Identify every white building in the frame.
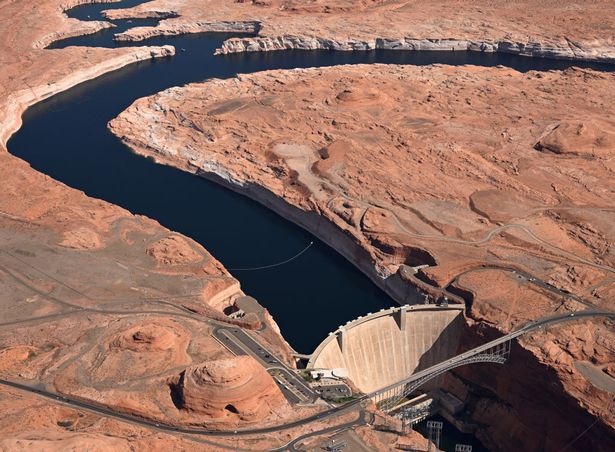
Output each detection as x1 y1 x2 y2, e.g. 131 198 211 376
310 368 349 380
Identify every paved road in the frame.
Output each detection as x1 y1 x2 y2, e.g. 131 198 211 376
448 265 598 310
325 429 374 452
313 383 352 401
575 361 615 393
269 370 305 404
1 309 611 441
0 378 363 437
278 411 374 452
213 326 319 404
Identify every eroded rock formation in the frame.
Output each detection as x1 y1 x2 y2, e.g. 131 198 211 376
174 356 289 420
0 1 304 448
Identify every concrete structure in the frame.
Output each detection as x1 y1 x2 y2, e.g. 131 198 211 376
307 305 465 393
366 309 615 414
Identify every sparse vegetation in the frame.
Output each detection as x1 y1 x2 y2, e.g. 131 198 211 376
332 395 356 404
299 370 315 382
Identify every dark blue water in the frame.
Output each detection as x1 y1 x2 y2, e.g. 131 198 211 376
11 3 615 451
9 2 615 359
46 0 177 49
56 0 156 21
48 16 162 48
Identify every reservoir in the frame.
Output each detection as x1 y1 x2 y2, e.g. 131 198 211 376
10 1 614 354
8 2 614 450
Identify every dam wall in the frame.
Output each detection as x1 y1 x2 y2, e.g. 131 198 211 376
308 305 465 393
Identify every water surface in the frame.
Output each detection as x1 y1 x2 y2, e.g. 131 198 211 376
10 2 615 450
10 0 615 355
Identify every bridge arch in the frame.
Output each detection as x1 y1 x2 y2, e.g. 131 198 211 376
371 341 511 411
367 310 615 412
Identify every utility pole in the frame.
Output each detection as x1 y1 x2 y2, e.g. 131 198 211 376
426 420 443 452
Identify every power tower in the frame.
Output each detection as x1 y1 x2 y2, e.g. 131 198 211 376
426 420 443 452
455 445 472 452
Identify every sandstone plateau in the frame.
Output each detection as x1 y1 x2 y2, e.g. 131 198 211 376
104 0 615 62
110 63 615 450
2 0 615 450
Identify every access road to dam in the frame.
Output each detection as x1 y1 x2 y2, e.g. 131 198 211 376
1 308 612 439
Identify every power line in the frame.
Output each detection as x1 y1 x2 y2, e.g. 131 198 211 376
558 417 599 451
228 241 314 271
560 398 615 451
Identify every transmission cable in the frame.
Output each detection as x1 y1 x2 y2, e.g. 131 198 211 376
228 241 314 271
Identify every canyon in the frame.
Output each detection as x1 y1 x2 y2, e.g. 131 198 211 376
1 0 614 450
0 0 324 449
110 63 615 450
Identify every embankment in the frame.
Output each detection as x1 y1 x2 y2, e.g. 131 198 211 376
215 35 615 64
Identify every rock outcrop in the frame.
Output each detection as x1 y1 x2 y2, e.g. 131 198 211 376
146 234 204 265
1 44 174 148
534 120 615 157
175 356 289 420
114 21 259 42
216 35 615 63
0 1 297 448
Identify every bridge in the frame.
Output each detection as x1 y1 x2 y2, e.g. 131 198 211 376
367 309 615 412
0 310 612 436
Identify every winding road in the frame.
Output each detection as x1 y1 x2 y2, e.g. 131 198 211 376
1 308 612 440
1 1 614 450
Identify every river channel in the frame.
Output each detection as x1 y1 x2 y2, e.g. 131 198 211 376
7 3 614 449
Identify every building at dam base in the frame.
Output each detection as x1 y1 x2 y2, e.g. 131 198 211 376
307 305 465 394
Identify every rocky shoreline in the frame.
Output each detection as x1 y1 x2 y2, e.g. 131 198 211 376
0 2 318 447
121 137 615 449
110 19 615 64
118 136 432 309
2 0 614 449
98 0 615 64
33 20 115 49
214 35 615 64
114 21 259 42
0 45 174 148
107 63 615 450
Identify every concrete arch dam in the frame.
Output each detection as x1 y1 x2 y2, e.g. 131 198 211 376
307 305 466 393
